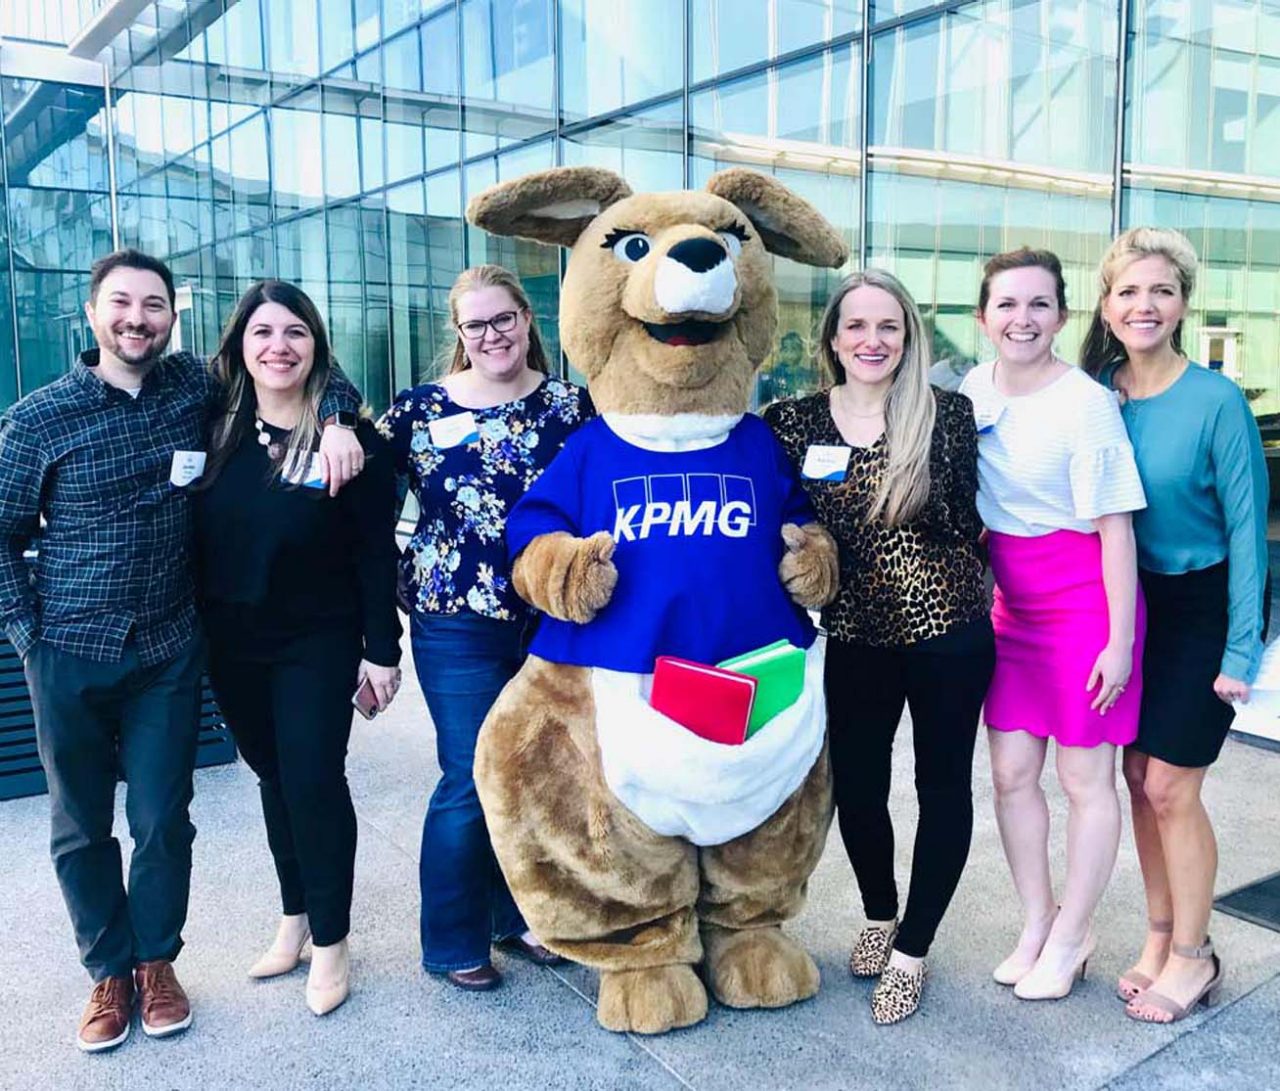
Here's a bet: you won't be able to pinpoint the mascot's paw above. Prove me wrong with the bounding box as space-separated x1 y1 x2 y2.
596 965 708 1035
703 926 820 1010
779 523 839 609
513 530 618 623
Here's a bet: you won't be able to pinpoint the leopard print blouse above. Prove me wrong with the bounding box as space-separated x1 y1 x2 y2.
763 388 988 647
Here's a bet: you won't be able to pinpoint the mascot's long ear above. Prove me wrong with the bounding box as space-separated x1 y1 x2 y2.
705 168 849 269
466 167 633 247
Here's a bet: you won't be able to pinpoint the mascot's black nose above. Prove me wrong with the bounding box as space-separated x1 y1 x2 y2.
666 237 727 273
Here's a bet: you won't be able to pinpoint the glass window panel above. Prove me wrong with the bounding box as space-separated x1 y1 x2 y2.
324 113 361 198
267 0 319 77
1128 0 1280 178
561 100 685 192
692 0 860 84
873 0 1118 175
356 0 382 50
870 0 939 22
462 0 556 151
217 0 266 72
271 102 325 213
230 113 271 230
387 178 436 392
422 6 460 97
383 0 421 38
384 28 423 90
321 0 357 72
560 0 684 122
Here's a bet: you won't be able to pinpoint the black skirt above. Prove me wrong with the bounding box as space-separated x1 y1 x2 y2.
1134 561 1266 768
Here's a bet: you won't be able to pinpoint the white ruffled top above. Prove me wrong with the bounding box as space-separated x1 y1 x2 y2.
959 361 1147 537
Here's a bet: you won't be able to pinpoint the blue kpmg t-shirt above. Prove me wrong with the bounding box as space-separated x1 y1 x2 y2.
506 414 819 672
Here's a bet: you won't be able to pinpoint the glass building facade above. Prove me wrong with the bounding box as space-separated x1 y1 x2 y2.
1 0 1279 420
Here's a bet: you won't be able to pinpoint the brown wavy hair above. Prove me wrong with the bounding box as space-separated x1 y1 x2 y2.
204 280 335 486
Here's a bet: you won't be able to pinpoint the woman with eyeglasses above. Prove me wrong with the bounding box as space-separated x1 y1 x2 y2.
376 265 593 991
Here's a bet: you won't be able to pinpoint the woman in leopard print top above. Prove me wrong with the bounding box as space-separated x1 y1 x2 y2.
763 269 993 1026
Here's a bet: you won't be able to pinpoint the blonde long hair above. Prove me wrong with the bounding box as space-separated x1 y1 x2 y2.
817 269 935 526
1080 227 1198 376
444 264 552 376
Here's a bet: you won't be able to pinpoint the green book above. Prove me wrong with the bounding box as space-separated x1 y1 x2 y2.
716 640 805 737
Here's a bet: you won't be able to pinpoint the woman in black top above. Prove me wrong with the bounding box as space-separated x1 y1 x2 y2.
763 269 992 1025
193 281 401 1017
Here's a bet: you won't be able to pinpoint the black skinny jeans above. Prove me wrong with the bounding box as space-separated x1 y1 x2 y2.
206 620 363 947
826 619 995 959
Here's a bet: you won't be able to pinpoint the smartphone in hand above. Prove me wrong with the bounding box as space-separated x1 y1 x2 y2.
352 675 380 720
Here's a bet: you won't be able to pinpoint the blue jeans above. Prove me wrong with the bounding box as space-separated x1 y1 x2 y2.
411 611 527 971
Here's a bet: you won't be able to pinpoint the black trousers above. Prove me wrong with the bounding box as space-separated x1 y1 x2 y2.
26 635 204 982
825 620 995 958
206 621 362 946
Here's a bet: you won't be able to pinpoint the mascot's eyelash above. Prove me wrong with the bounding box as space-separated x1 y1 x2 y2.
600 228 640 249
600 223 751 248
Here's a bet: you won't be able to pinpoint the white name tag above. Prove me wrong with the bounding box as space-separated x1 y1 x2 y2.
169 450 206 487
428 412 479 449
283 452 326 490
801 444 852 482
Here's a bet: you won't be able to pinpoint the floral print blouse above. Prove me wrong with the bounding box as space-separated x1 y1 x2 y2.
376 378 593 620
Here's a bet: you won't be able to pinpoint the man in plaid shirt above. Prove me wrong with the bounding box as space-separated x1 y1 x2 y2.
0 250 365 1052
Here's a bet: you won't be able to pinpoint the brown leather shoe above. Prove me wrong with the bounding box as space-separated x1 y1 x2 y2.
134 960 192 1038
496 935 565 966
445 964 502 991
77 975 134 1053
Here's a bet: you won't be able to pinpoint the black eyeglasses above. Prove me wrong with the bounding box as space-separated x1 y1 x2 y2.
457 310 520 340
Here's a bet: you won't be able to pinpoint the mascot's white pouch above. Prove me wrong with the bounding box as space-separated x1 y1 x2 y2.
591 642 826 846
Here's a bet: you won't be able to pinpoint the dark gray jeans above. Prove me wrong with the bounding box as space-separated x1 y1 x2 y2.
25 635 203 982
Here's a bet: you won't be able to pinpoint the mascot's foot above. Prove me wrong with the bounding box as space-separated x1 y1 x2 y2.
597 965 708 1035
703 926 820 1010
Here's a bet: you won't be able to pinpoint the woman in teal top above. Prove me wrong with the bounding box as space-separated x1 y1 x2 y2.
1082 227 1269 1027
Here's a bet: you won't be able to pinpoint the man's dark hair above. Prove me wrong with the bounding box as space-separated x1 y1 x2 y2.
89 249 176 308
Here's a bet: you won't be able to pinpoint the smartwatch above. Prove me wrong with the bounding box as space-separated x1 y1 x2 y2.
323 410 358 430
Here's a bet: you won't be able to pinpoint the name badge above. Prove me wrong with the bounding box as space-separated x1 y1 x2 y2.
283 452 326 490
428 411 479 449
801 444 852 482
169 450 206 487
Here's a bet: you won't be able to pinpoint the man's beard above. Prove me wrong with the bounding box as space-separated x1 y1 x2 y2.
107 326 171 367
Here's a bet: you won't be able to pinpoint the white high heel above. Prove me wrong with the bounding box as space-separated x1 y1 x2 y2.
1014 929 1096 1001
248 915 312 979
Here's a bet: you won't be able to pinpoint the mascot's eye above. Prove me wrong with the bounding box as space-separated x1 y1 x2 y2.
610 233 652 263
718 230 744 259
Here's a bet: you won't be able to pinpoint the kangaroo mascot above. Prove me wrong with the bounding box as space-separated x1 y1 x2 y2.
469 167 847 1034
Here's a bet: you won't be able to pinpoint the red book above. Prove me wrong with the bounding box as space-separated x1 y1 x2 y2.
649 656 758 746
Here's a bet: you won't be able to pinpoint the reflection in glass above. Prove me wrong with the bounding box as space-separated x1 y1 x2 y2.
462 0 556 157
691 0 860 84
1128 0 1280 177
561 100 685 193
872 0 1118 175
560 0 684 121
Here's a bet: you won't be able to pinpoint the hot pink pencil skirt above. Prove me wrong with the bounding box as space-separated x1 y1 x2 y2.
986 529 1145 748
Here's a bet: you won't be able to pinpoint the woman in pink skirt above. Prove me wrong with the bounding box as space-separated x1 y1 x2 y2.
960 248 1147 1001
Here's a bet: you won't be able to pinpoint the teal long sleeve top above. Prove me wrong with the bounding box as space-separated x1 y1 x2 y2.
1101 362 1269 682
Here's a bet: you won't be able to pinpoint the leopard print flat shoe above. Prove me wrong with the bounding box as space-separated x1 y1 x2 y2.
849 920 898 977
870 962 926 1025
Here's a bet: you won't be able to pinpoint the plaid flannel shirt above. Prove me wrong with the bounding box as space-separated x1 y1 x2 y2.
0 349 360 665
